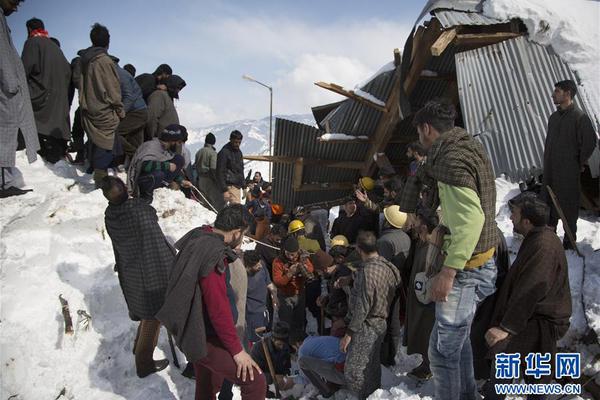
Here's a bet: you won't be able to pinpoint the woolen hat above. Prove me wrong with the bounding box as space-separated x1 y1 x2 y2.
272 321 290 341
310 250 334 271
283 236 299 252
205 132 216 145
160 124 187 142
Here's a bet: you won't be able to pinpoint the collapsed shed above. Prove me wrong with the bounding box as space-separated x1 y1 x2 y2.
245 0 600 212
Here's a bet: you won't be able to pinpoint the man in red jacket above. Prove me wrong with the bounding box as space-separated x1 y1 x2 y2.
158 204 265 400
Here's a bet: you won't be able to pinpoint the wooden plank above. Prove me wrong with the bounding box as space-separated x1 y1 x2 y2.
361 48 407 176
403 18 442 96
431 28 457 56
294 182 355 192
292 158 304 191
455 32 521 46
244 155 363 170
314 82 388 113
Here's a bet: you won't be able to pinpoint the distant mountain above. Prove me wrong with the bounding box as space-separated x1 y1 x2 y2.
186 114 315 179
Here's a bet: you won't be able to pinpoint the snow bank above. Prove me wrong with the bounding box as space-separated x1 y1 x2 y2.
483 0 600 122
1 153 599 399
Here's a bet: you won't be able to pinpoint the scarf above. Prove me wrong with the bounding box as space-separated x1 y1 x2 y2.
29 29 49 38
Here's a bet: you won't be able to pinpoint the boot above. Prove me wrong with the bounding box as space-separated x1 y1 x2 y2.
132 323 142 355
0 168 32 198
135 320 169 378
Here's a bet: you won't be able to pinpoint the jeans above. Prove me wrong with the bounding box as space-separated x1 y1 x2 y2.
428 257 497 400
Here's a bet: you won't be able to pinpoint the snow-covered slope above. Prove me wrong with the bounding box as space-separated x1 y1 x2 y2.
1 153 599 399
186 114 314 181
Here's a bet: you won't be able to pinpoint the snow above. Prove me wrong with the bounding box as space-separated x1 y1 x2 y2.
320 133 369 141
483 0 600 125
1 152 599 399
353 89 386 107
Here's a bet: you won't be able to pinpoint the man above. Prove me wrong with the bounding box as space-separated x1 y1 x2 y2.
217 130 245 205
244 250 278 344
376 205 411 366
542 79 597 248
330 198 367 244
0 0 40 198
255 223 285 275
407 99 498 400
272 236 315 346
403 206 440 381
377 205 411 267
123 63 136 77
195 132 222 210
157 204 266 400
21 18 71 164
298 318 348 398
145 74 185 140
294 207 327 251
483 193 571 400
102 176 173 377
135 63 172 102
77 23 123 187
112 59 147 162
406 141 426 177
340 231 401 399
127 124 192 200
249 321 294 396
288 219 321 253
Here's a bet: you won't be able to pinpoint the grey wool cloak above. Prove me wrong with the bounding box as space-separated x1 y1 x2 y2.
0 13 39 167
21 36 71 140
104 198 175 320
156 228 228 363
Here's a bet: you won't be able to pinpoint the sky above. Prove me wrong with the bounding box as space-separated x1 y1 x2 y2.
6 0 422 128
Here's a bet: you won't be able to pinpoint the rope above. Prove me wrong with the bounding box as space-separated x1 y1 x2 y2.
184 179 282 252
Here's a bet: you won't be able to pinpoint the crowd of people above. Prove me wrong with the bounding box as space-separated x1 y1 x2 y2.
1 2 599 400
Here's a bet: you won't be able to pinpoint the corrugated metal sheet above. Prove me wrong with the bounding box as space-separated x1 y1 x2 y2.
456 36 596 181
320 68 396 138
435 10 506 28
272 118 367 210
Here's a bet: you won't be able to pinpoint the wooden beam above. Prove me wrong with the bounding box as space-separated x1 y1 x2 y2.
455 32 521 46
292 158 304 191
361 49 405 176
403 18 443 95
431 28 457 56
314 82 388 113
295 182 355 192
244 155 364 170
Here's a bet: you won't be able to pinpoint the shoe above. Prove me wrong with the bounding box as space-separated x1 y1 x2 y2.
407 362 432 381
0 186 32 198
137 359 169 378
181 361 195 379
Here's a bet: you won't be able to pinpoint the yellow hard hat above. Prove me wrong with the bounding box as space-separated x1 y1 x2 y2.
359 176 375 191
288 219 305 233
331 235 349 248
383 205 408 229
